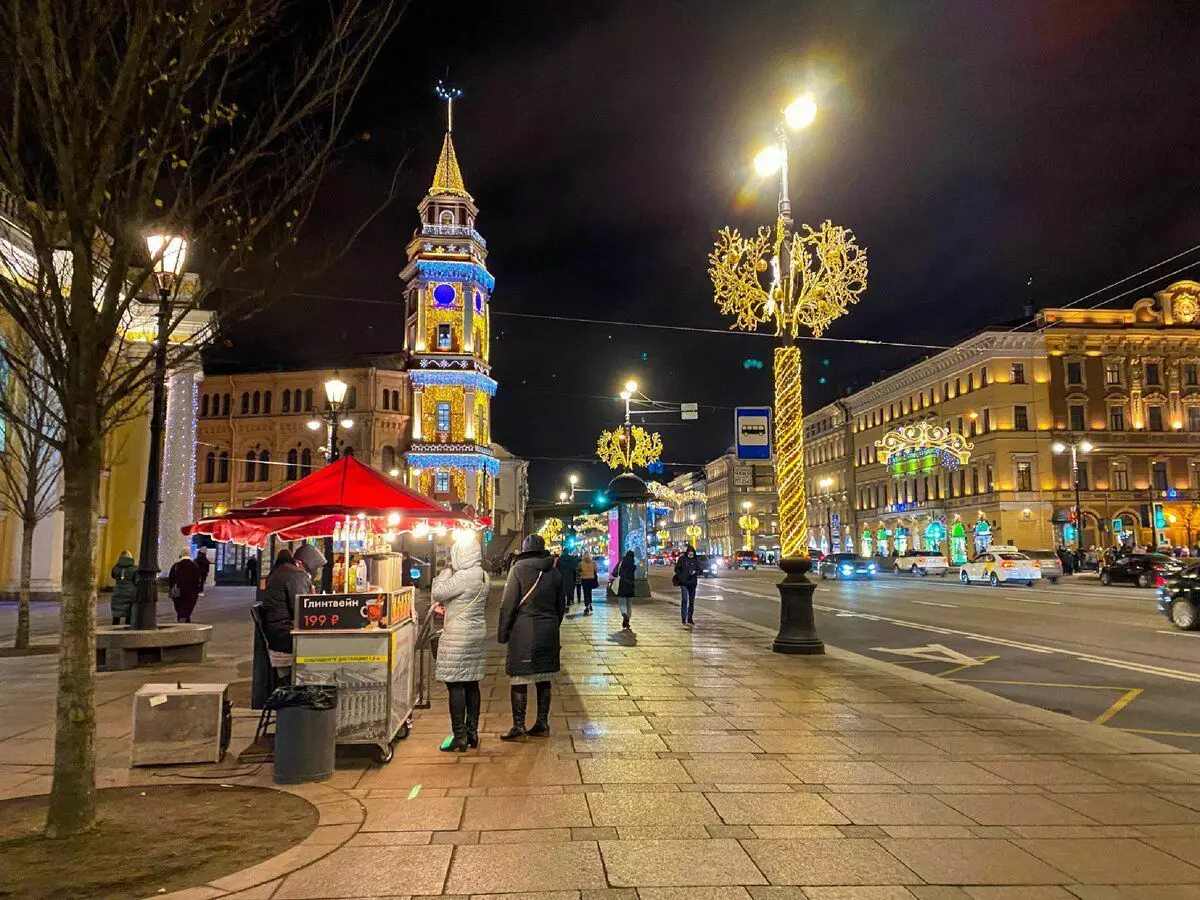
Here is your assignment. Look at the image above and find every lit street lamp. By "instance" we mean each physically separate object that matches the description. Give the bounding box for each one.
[309,375,351,591]
[569,473,579,501]
[131,231,188,630]
[1052,438,1092,552]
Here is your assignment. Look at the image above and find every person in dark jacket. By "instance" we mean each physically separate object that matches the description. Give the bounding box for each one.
[260,543,327,653]
[615,550,636,630]
[110,550,137,625]
[674,545,701,627]
[168,551,203,623]
[556,549,580,607]
[195,549,210,593]
[246,554,259,585]
[497,534,564,741]
[272,548,293,571]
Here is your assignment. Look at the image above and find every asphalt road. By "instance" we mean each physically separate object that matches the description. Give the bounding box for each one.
[649,565,1200,752]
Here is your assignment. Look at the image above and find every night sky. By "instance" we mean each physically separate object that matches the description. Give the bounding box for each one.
[207,1,1200,503]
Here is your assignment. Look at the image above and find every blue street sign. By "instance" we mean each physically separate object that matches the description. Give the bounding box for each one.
[734,407,772,460]
[647,461,664,475]
[831,512,841,539]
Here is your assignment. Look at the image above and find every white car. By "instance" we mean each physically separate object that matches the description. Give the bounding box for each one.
[959,545,1042,586]
[892,549,949,576]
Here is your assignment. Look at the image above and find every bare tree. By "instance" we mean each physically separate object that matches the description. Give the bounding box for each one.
[0,0,406,837]
[0,337,63,650]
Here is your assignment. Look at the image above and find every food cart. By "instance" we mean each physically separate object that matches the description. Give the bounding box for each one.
[182,455,485,762]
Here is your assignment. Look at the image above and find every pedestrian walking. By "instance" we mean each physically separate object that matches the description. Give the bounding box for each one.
[195,549,210,594]
[260,543,327,653]
[578,552,598,614]
[431,533,490,752]
[557,547,580,607]
[109,549,136,626]
[614,550,637,630]
[168,551,203,623]
[245,554,259,586]
[674,545,701,626]
[497,534,565,741]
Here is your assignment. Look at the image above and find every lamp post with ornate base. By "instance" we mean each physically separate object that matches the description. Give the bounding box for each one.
[709,95,868,656]
[308,376,350,592]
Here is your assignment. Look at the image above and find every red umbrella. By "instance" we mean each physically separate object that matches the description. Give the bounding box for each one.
[182,455,483,548]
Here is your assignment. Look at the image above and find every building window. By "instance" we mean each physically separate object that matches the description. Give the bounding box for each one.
[218,452,229,483]
[1076,460,1090,491]
[982,408,991,432]
[286,449,298,480]
[252,391,260,414]
[968,372,975,391]
[304,388,313,411]
[971,468,979,495]
[1069,404,1086,431]
[437,323,452,350]
[1149,405,1164,432]
[985,464,994,492]
[1104,360,1122,385]
[1186,363,1200,387]
[263,391,272,414]
[942,381,949,400]
[1112,463,1129,491]
[1190,407,1200,432]
[382,390,390,410]
[244,451,256,482]
[1109,406,1125,431]
[204,452,215,483]
[294,389,303,411]
[240,392,250,414]
[1146,362,1161,385]
[1013,405,1029,431]
[200,395,210,417]
[347,386,357,409]
[283,391,291,413]
[954,376,961,396]
[1152,461,1169,492]
[435,471,450,494]
[436,402,452,433]
[301,448,313,476]
[258,450,270,481]
[392,390,400,410]
[382,446,396,472]
[981,366,988,386]
[1066,360,1083,385]
[222,394,230,416]
[1016,461,1032,492]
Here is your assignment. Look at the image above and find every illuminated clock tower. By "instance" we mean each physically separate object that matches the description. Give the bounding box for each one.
[401,86,497,520]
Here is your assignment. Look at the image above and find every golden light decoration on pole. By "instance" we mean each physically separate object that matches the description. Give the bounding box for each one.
[655,529,671,544]
[596,425,663,471]
[538,517,563,545]
[738,513,760,551]
[686,523,703,542]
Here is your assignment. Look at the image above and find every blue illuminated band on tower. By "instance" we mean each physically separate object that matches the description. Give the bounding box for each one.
[414,260,495,293]
[405,451,500,476]
[409,370,498,396]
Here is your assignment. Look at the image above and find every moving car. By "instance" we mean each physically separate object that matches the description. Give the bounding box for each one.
[818,552,877,580]
[1158,564,1200,630]
[959,545,1041,586]
[695,554,719,578]
[1021,549,1063,584]
[729,551,758,570]
[892,549,949,577]
[1099,553,1183,588]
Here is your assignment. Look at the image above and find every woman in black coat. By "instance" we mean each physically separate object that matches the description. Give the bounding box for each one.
[497,534,564,741]
[615,550,636,630]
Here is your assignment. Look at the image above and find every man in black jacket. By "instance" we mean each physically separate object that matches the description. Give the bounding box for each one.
[674,545,701,627]
[260,543,326,653]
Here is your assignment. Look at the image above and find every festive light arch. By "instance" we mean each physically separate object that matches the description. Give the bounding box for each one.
[875,420,972,477]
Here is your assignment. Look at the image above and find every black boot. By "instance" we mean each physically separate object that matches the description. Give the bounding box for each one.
[527,681,552,737]
[500,685,527,741]
[622,614,630,630]
[465,682,481,748]
[442,683,469,752]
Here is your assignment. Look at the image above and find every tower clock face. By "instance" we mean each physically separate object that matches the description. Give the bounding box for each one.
[433,283,456,308]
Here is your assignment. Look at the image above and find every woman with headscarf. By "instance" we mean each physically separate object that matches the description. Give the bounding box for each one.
[430,533,490,751]
[615,550,637,630]
[167,551,203,623]
[497,534,564,741]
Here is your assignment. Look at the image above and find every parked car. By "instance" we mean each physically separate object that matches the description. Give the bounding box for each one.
[960,545,1041,586]
[695,554,720,578]
[728,551,758,570]
[1158,564,1200,630]
[818,552,877,580]
[1099,553,1183,588]
[892,549,949,577]
[1021,549,1063,584]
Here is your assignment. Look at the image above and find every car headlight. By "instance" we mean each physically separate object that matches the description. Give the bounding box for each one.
[867,563,876,571]
[840,564,853,574]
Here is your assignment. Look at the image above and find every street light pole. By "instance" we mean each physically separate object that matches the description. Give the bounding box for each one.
[309,376,348,592]
[132,233,188,631]
[1052,439,1091,555]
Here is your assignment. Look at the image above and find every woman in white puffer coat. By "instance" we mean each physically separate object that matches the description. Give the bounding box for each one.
[431,534,490,751]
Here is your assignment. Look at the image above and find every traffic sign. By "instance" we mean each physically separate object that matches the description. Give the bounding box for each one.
[831,512,841,539]
[734,407,772,460]
[681,402,698,421]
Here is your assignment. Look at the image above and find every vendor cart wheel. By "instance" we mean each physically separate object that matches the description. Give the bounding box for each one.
[397,722,410,740]
[375,742,395,764]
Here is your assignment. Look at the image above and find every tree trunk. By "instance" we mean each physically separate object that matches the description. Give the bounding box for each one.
[45,429,102,838]
[14,517,34,650]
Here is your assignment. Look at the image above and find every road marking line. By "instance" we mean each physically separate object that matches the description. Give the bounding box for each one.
[1157,630,1200,637]
[1075,655,1200,684]
[1018,598,1062,605]
[912,600,958,608]
[873,643,984,666]
[936,654,1000,677]
[1118,727,1200,738]
[1093,687,1143,726]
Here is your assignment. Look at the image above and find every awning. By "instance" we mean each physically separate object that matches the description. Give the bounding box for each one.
[182,455,484,548]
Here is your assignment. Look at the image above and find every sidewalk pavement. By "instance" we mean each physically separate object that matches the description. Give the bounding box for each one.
[5,586,1200,899]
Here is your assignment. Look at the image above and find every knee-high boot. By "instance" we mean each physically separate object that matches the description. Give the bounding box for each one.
[465,682,481,748]
[500,685,527,741]
[527,681,552,736]
[441,683,469,752]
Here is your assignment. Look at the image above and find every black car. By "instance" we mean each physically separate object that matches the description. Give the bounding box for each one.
[695,555,719,578]
[1158,563,1200,630]
[817,552,877,580]
[1099,553,1183,588]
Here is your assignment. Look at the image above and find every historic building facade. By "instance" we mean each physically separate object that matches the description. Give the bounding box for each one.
[1042,280,1200,549]
[804,400,855,554]
[400,120,498,518]
[704,451,778,558]
[665,470,708,550]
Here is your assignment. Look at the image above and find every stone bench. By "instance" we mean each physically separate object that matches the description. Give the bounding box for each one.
[96,623,214,672]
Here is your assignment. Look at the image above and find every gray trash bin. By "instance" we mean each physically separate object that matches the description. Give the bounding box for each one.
[267,685,338,784]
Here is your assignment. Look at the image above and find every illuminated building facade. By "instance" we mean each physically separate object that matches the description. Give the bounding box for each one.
[401,115,498,518]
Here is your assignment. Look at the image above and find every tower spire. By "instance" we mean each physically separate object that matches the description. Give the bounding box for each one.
[431,81,471,199]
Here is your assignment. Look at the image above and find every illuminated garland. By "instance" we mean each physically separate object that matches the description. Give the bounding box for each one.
[775,346,807,557]
[160,366,199,563]
[646,480,707,507]
[538,517,563,544]
[573,513,608,533]
[415,260,495,292]
[405,451,499,475]
[876,420,972,477]
[409,370,498,395]
[596,425,663,471]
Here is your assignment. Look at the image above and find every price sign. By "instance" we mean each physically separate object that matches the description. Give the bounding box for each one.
[296,593,390,632]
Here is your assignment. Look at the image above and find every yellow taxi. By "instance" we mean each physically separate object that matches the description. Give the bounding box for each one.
[959,545,1042,587]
